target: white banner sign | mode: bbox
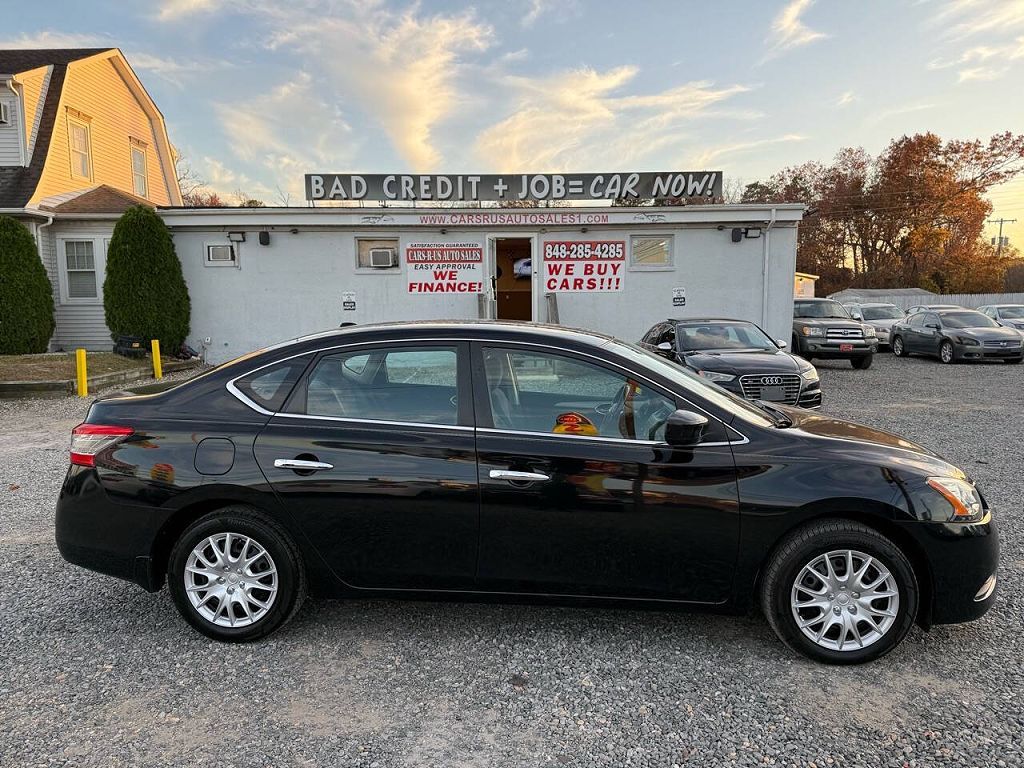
[542,241,625,292]
[406,242,484,294]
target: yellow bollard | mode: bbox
[151,339,163,379]
[75,348,88,397]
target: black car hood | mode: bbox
[775,405,964,479]
[682,349,802,376]
[946,326,1022,341]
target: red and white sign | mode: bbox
[542,240,625,292]
[406,242,484,294]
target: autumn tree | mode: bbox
[743,132,1024,295]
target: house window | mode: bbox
[0,102,9,125]
[64,241,97,299]
[68,119,92,179]
[356,238,399,270]
[630,235,673,270]
[131,146,148,198]
[205,244,237,266]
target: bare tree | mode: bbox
[173,151,206,199]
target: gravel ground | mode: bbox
[1,355,1021,767]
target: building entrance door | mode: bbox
[491,237,533,321]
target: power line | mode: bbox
[989,217,1017,256]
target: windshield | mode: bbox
[794,300,851,319]
[676,321,777,352]
[862,306,904,320]
[605,338,775,429]
[998,306,1024,319]
[942,311,998,329]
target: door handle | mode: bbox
[489,469,550,482]
[274,458,334,471]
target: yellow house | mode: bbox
[794,271,818,298]
[0,48,182,350]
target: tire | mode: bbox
[760,519,918,664]
[851,354,873,370]
[939,340,955,364]
[168,506,306,642]
[792,335,808,360]
[892,335,907,357]
[1007,356,1023,365]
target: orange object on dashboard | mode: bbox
[553,412,599,436]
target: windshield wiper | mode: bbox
[754,400,793,428]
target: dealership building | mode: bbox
[161,177,803,364]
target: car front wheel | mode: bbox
[168,506,306,642]
[939,340,955,364]
[892,335,907,357]
[761,519,918,664]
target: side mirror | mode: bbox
[665,409,709,447]
[926,323,941,330]
[656,341,675,356]
[776,339,788,349]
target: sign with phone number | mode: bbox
[543,240,625,292]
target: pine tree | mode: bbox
[0,216,55,354]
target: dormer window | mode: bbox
[131,143,148,198]
[68,117,92,180]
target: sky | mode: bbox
[3,0,1024,244]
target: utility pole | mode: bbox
[989,217,1017,256]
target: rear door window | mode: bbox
[299,346,460,425]
[233,358,309,412]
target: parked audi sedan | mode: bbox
[56,321,997,664]
[639,318,821,408]
[891,309,1024,364]
[844,303,905,349]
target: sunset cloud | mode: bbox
[763,0,828,61]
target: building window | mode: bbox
[356,238,399,270]
[131,145,148,198]
[630,235,673,270]
[68,119,92,179]
[64,240,97,299]
[0,102,10,125]
[205,244,237,266]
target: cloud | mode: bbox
[523,0,549,27]
[474,66,752,171]
[763,0,829,61]
[865,102,936,127]
[213,71,354,199]
[256,4,492,172]
[934,0,1024,40]
[0,30,110,48]
[928,35,1024,82]
[156,0,219,22]
[836,91,856,107]
[957,65,1008,81]
[693,134,807,167]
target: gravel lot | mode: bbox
[1,355,1021,767]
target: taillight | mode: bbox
[70,424,134,467]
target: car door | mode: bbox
[920,313,943,355]
[252,342,480,590]
[903,313,925,352]
[471,342,741,604]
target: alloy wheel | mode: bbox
[790,549,900,652]
[940,342,953,363]
[893,337,903,356]
[184,532,279,628]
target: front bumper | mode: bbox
[903,516,999,626]
[719,379,822,409]
[797,338,878,359]
[953,342,1024,361]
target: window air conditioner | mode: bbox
[369,247,398,268]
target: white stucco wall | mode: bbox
[164,206,802,364]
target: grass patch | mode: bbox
[0,352,173,382]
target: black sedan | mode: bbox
[56,321,997,664]
[891,309,1024,364]
[639,318,821,408]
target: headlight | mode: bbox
[927,477,984,522]
[863,326,876,338]
[956,336,980,346]
[697,370,735,383]
[800,366,819,382]
[873,325,888,334]
[800,327,823,337]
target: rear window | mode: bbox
[233,358,309,412]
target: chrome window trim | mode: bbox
[274,412,474,432]
[476,426,745,448]
[224,335,750,444]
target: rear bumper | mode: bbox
[904,517,999,626]
[55,467,169,592]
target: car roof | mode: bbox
[983,303,1024,308]
[934,308,983,314]
[847,302,900,307]
[669,318,756,325]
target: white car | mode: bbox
[978,304,1024,335]
[844,302,906,349]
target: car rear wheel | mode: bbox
[892,336,907,357]
[760,519,918,664]
[939,340,955,364]
[168,506,306,642]
[851,354,873,369]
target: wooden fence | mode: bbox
[828,292,1024,310]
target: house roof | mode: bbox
[0,48,113,208]
[39,184,150,214]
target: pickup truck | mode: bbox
[791,297,878,369]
